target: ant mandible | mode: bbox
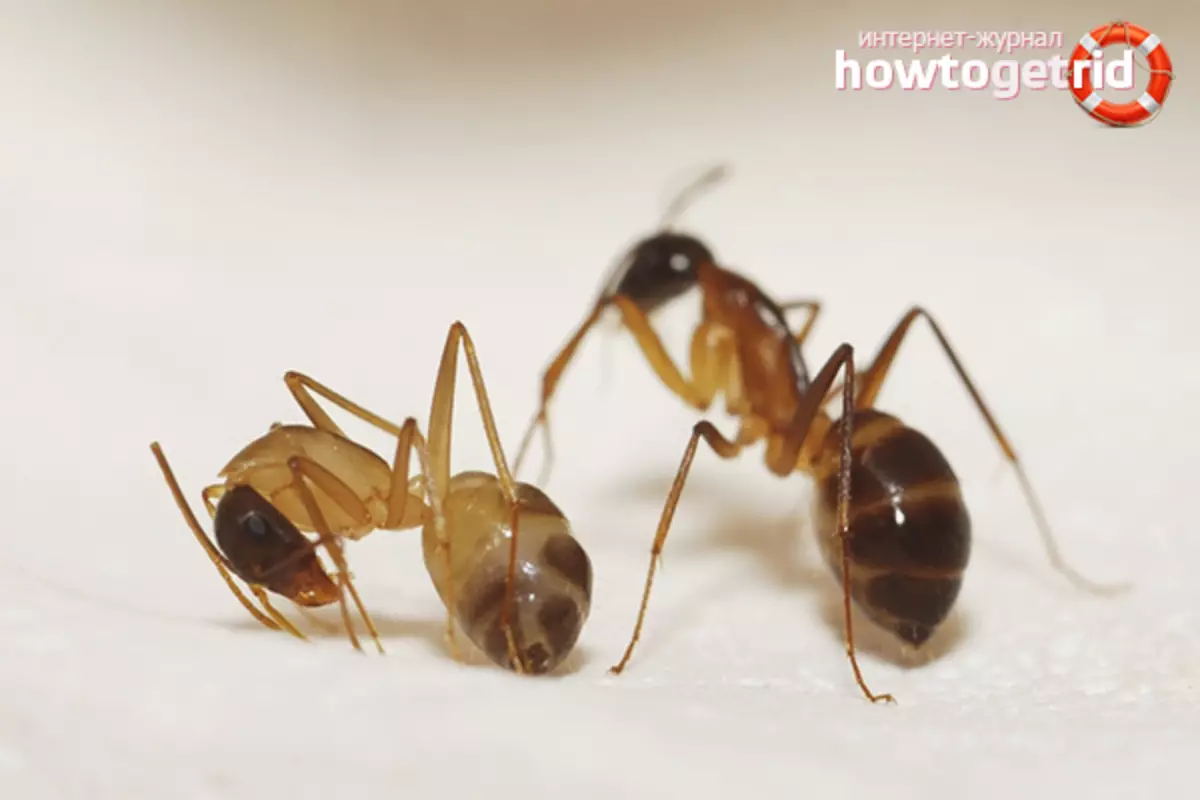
[513,169,1124,702]
[150,322,593,675]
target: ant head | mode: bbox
[607,232,714,313]
[214,485,339,606]
[598,163,728,313]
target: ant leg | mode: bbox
[201,485,224,518]
[611,295,711,410]
[148,443,285,635]
[281,372,438,531]
[609,420,742,675]
[822,375,862,412]
[688,321,735,412]
[282,371,448,646]
[857,306,1126,595]
[284,370,459,655]
[286,457,385,654]
[777,299,823,348]
[775,344,895,704]
[372,415,462,661]
[284,371,411,440]
[427,322,534,673]
[425,323,519,499]
[516,295,717,485]
[379,418,433,529]
[513,302,606,481]
[249,586,308,640]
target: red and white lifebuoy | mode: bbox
[1068,22,1174,126]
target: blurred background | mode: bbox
[1,2,1196,798]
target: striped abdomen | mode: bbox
[421,472,593,674]
[812,410,971,647]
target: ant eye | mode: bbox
[241,512,269,538]
[669,253,691,272]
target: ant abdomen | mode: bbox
[422,471,593,674]
[812,410,972,647]
[213,485,341,607]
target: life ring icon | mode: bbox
[1068,21,1175,127]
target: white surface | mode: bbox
[2,2,1197,798]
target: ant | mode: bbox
[150,322,593,675]
[513,167,1124,702]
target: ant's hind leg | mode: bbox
[427,322,529,672]
[856,307,1126,596]
[374,415,462,662]
[149,443,286,636]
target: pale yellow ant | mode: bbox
[150,322,593,674]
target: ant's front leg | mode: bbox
[610,295,713,412]
[287,457,386,654]
[516,297,724,485]
[513,302,607,481]
[149,443,292,637]
[609,420,743,675]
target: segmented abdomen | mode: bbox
[813,410,971,647]
[422,472,593,674]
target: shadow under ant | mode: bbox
[599,469,970,669]
[227,605,594,677]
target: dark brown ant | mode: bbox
[513,169,1125,702]
[150,322,592,675]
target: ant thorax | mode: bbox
[220,424,392,538]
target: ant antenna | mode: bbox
[658,162,730,230]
